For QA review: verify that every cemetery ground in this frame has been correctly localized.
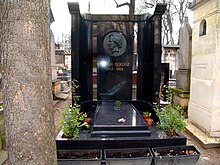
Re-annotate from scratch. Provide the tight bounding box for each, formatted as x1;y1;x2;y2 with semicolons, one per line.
2;95;220;165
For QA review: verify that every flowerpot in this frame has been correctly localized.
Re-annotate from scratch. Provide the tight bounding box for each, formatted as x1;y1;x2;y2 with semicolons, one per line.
57;149;102;165
143;115;149;121
83;118;91;124
146;119;153;126
104;148;153;165
152;145;200;165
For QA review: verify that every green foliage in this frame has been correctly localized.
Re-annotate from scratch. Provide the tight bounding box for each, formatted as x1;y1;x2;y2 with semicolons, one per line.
155;85;186;137
60;79;89;138
114;100;122;107
61;105;89;138
156;104;186;136
143;112;151;118
165;85;173;103
143;111;149;116
72;79;80;103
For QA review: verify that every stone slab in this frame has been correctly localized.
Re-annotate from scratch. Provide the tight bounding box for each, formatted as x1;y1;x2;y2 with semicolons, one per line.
176;69;191;90
54;93;69;100
91;101;150;137
185;120;220;149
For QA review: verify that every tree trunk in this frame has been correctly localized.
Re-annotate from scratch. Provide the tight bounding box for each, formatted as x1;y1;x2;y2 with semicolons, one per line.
0;1;57;165
129;0;135;18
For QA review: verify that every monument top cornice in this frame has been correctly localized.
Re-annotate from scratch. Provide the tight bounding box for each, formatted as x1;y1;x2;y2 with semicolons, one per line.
189;0;209;10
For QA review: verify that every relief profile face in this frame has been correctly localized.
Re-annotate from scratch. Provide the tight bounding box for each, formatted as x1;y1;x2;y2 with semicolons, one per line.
103;31;127;57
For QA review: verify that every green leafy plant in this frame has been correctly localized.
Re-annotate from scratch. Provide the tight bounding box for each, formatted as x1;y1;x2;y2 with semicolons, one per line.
114;100;122;107
143;112;151;117
143;112;149;116
155;86;186;137
60;79;89;138
156;104;186;136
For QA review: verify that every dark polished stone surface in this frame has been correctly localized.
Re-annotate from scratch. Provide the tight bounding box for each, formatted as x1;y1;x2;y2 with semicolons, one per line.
56;125;187;150
94;101;147;127
91;101;151;137
97;23;133;101
56;101;187;150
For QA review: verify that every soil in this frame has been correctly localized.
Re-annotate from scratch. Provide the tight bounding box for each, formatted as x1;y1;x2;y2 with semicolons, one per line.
154;149;199;157
165;131;179;137
57;150;100;159
107;151;151;158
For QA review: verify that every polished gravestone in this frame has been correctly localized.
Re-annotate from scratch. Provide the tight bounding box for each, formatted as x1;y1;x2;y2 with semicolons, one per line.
91;101;151;137
97;29;133;101
94;26;144;138
57;3;187;151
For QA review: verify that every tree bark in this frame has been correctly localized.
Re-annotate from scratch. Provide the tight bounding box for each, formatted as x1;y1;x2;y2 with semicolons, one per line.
129;0;135;18
0;0;57;164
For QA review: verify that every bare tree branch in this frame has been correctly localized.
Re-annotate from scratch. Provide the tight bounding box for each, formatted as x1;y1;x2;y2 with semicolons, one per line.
113;0;130;8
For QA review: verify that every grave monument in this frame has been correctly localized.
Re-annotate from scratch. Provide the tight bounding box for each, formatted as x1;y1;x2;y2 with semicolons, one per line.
56;2;187;151
173;17;192;117
176;17;192;91
188;0;220;140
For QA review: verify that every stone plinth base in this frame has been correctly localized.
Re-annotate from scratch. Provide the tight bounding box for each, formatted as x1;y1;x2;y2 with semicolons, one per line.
176;69;190;90
185;120;220;149
188;102;220;138
172;88;190;117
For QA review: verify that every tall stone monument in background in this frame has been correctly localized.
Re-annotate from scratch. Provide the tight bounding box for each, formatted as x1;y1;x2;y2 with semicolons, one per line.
173;17;192;117
188;0;220;140
176;17;192;91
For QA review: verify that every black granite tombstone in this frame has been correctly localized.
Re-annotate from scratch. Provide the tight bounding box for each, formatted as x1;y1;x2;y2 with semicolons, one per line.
68;3;167;138
97;24;133;101
94;19;147;137
58;2;187;151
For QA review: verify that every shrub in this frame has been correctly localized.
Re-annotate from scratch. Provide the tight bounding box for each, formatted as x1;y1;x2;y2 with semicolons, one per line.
155;86;186;137
60;79;89;138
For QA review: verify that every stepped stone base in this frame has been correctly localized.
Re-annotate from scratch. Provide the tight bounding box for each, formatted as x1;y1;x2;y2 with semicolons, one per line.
185;120;220;149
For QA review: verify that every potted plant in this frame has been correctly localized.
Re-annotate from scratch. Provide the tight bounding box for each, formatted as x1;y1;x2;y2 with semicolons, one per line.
104;148;153;165
57;80;102;164
60;79;89;138
143;112;153;126
83;117;91;124
146;113;153;127
114;100;122;111
156;104;186;136
152;86;200;165
155;86;186;137
60;105;89;138
143;112;150;121
152;145;200;165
